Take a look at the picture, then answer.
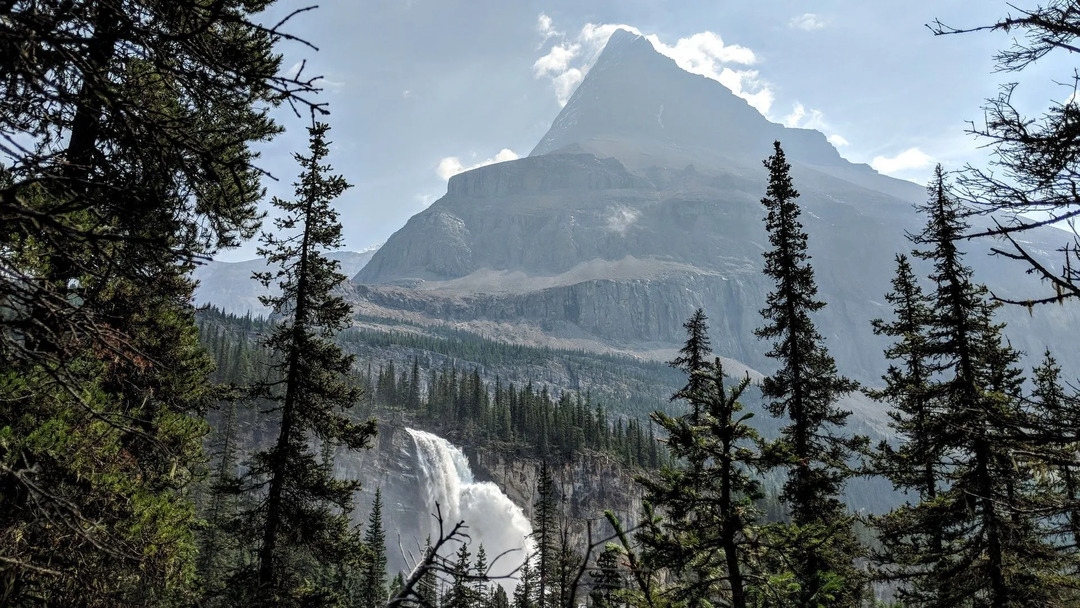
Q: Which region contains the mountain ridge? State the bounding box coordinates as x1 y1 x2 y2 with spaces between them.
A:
348 28 1080 405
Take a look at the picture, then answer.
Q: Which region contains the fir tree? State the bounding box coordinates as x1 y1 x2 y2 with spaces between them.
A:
754 140 864 606
474 545 490 608
670 308 712 421
240 122 377 606
642 362 764 608
418 537 440 608
531 462 560 608
361 488 389 608
514 559 537 608
867 253 942 570
1030 351 1080 557
444 544 475 608
589 545 626 608
875 166 1062 607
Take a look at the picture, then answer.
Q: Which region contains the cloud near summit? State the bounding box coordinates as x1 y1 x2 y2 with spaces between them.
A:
532 15 774 114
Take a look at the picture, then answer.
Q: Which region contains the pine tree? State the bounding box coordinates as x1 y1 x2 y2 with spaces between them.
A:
361 488 389 608
754 140 864 606
239 122 377 606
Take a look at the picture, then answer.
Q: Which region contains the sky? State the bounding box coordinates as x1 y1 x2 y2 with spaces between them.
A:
220 0 1076 261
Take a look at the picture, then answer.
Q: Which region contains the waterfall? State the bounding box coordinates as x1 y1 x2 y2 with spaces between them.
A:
406 428 533 592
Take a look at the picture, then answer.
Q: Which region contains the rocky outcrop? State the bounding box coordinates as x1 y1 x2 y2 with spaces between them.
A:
338 422 645 575
348 26 1080 397
467 444 644 554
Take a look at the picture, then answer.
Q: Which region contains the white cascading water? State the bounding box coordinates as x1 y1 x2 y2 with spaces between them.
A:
406 428 533 592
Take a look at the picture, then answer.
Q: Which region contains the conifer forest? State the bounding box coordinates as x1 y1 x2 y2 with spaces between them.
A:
6 2 1080 607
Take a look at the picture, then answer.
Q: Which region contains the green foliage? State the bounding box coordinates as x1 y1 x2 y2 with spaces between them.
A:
360 488 389 608
755 141 866 606
638 310 770 608
221 123 377 607
872 167 1071 607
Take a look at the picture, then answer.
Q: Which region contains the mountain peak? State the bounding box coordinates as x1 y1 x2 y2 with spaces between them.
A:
530 29 843 170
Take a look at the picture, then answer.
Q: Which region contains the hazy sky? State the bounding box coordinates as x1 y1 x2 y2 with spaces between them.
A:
223 0 1073 260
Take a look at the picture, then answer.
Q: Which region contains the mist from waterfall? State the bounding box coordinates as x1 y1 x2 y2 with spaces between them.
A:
406 428 533 593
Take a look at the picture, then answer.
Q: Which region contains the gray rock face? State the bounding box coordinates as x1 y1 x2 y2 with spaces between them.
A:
467 445 644 551
350 29 1080 390
340 422 642 576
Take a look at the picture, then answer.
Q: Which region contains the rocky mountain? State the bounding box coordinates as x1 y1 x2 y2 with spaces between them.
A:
194 248 378 315
350 29 1080 417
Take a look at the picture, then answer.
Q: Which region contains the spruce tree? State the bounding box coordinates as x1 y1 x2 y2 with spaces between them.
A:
867 253 943 575
754 141 864 606
1030 351 1080 557
514 559 536 608
474 545 490 608
361 488 389 608
670 308 712 421
0 1 310 601
418 537 440 608
239 122 377 606
531 462 560 608
444 544 475 608
588 545 626 608
640 312 767 608
876 166 1061 607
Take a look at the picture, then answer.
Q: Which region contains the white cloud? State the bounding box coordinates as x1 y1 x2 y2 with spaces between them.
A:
537 13 561 43
534 43 581 77
828 134 850 147
789 13 827 31
871 147 934 174
532 19 773 113
436 148 520 181
781 102 827 130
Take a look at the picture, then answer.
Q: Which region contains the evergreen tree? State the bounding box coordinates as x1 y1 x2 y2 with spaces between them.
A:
641 361 764 607
754 141 864 606
361 488 389 608
0 0 309 602
444 544 475 608
867 253 943 573
239 122 377 606
1030 351 1080 557
875 166 1063 607
418 537 440 608
513 559 537 608
588 545 626 608
491 585 511 608
390 572 407 600
531 462 560 608
930 3 1080 303
198 399 245 601
670 308 712 421
474 545 490 608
